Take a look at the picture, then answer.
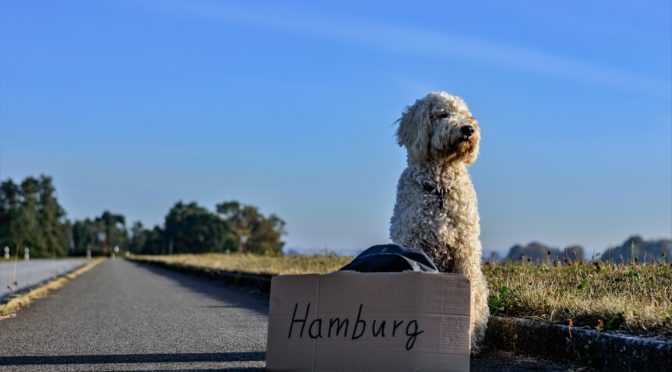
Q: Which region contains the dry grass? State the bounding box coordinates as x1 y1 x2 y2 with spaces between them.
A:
134 253 351 275
484 261 672 337
0 258 105 318
135 254 672 337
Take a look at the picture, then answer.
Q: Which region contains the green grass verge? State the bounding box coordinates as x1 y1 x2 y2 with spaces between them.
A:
134 253 671 337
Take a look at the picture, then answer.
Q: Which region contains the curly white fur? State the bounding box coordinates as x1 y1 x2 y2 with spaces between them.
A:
390 91 489 353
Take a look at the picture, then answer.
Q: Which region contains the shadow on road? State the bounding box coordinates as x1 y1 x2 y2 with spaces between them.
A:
0 352 266 366
128 261 269 316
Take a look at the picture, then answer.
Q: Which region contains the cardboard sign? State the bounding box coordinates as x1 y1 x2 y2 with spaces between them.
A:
266 271 471 371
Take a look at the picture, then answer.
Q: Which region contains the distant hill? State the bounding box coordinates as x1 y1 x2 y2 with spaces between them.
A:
504 242 585 263
600 235 672 264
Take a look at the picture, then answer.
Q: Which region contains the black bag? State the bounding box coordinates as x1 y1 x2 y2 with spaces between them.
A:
339 244 438 273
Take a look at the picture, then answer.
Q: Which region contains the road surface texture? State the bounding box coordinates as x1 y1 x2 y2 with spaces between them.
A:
0 259 89 301
0 260 581 371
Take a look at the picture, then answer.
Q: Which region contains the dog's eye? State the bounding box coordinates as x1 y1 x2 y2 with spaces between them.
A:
431 112 449 120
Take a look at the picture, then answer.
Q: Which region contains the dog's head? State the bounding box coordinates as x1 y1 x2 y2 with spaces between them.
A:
396 91 480 165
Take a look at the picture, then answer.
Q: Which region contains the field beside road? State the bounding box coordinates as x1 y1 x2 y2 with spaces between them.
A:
135 253 672 337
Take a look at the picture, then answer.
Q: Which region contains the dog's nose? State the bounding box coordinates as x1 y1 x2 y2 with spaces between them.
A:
460 125 475 137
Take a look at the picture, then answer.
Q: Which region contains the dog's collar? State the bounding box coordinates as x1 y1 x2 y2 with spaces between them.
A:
412 170 448 210
410 168 446 196
421 181 440 194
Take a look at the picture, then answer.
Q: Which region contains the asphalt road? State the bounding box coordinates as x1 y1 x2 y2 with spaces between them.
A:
0 260 578 371
0 259 89 301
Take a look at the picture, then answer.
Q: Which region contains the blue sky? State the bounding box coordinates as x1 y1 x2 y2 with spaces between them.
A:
1 0 670 255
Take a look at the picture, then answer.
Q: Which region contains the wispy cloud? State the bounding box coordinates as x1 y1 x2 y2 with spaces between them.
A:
148 1 666 93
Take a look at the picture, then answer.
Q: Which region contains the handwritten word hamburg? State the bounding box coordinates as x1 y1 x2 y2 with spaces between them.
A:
287 302 425 350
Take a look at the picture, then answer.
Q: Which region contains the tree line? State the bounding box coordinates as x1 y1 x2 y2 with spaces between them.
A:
490 236 671 264
0 175 286 258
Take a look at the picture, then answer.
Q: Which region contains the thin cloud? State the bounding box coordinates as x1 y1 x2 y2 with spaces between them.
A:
148 1 666 93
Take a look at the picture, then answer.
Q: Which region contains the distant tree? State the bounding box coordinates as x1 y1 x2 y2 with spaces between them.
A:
1 175 290 258
72 218 102 256
128 221 147 254
64 219 75 254
15 177 48 256
12 203 45 256
0 176 70 257
0 179 21 251
247 213 286 255
505 242 585 263
563 245 585 262
216 201 253 248
37 176 68 257
141 225 165 254
71 211 128 256
506 242 549 263
95 211 127 254
164 201 234 253
601 236 672 264
216 201 286 255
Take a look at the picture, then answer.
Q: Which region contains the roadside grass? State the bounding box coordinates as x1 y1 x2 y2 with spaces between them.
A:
0 258 105 318
133 253 351 275
484 261 672 337
135 253 672 337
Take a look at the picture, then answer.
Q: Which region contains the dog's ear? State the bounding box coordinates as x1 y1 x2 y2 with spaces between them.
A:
396 98 432 163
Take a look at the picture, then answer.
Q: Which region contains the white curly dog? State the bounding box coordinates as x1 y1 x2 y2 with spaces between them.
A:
390 91 489 352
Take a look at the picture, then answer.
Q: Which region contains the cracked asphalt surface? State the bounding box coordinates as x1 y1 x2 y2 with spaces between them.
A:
0 260 578 371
